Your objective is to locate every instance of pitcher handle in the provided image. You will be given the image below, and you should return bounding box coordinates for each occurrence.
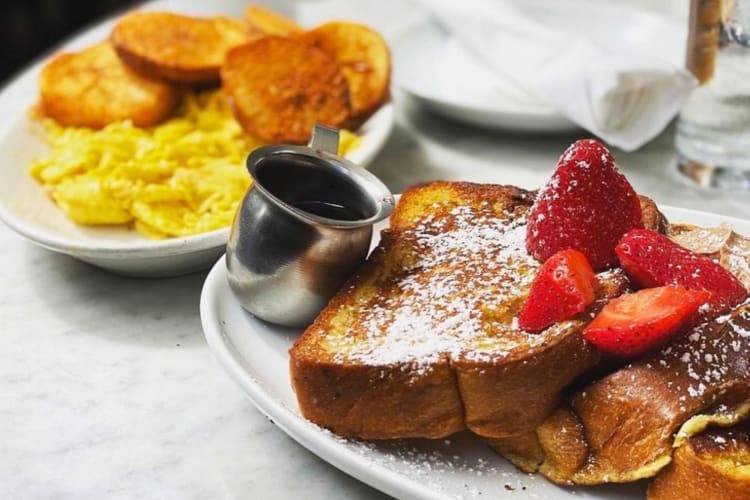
[308,124,340,155]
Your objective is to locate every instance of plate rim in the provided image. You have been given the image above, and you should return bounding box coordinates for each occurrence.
[200,204,750,500]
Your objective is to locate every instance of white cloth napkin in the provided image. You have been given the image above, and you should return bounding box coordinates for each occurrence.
[414,0,697,151]
[299,0,696,151]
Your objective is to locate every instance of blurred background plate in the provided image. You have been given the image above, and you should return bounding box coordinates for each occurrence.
[391,0,686,133]
[0,0,394,278]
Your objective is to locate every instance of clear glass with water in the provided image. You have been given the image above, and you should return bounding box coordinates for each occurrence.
[676,0,750,189]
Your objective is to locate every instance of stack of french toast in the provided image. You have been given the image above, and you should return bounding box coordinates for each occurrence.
[289,139,750,499]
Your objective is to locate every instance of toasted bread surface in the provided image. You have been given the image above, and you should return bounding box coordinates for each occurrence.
[244,5,302,37]
[299,22,390,125]
[647,422,750,500]
[290,181,628,439]
[221,36,351,144]
[111,11,249,85]
[39,42,178,128]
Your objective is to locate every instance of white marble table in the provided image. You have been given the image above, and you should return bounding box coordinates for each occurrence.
[6,0,747,495]
[3,93,749,500]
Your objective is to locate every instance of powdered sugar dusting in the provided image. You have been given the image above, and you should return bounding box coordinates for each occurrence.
[322,203,542,371]
[669,223,732,255]
[578,301,750,421]
[662,300,750,407]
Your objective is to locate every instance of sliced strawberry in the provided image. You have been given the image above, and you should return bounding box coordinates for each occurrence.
[583,285,710,358]
[616,229,747,318]
[526,139,643,271]
[519,249,598,332]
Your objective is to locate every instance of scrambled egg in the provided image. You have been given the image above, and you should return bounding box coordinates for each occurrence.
[30,90,360,238]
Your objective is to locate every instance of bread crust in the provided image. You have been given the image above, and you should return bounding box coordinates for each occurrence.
[648,423,750,500]
[454,320,602,438]
[299,22,390,126]
[291,356,466,439]
[244,5,302,37]
[39,42,178,128]
[221,36,351,144]
[639,195,669,234]
[111,11,249,85]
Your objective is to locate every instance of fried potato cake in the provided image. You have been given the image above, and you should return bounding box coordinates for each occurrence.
[221,36,351,144]
[300,22,390,124]
[111,11,249,85]
[244,5,302,37]
[39,42,179,128]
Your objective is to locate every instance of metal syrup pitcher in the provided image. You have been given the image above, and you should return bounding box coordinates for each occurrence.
[226,125,394,327]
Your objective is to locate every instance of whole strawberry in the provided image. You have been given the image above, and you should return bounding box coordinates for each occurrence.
[526,139,643,271]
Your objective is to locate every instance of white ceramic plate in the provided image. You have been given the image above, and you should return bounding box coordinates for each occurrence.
[0,0,394,277]
[200,205,750,500]
[392,0,685,133]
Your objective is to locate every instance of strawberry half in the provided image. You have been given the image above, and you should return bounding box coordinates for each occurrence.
[583,285,710,358]
[526,139,643,271]
[616,229,748,318]
[519,249,597,333]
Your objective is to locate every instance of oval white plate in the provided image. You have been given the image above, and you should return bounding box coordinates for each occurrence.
[200,204,750,500]
[0,0,394,277]
[392,0,686,133]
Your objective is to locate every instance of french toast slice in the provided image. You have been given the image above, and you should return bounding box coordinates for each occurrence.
[489,302,750,484]
[647,420,750,500]
[39,42,179,128]
[221,36,351,144]
[111,11,249,85]
[289,181,630,439]
[299,22,391,126]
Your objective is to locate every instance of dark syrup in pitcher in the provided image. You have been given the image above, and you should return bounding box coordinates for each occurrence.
[292,201,363,221]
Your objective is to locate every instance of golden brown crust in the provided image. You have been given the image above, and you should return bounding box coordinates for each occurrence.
[454,319,602,438]
[111,11,249,85]
[388,182,536,232]
[244,5,302,37]
[504,305,750,485]
[487,410,590,484]
[648,423,750,500]
[221,36,351,144]
[290,356,465,439]
[39,42,179,128]
[299,22,390,125]
[639,195,669,234]
[536,407,590,482]
[290,181,628,440]
[486,431,544,473]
